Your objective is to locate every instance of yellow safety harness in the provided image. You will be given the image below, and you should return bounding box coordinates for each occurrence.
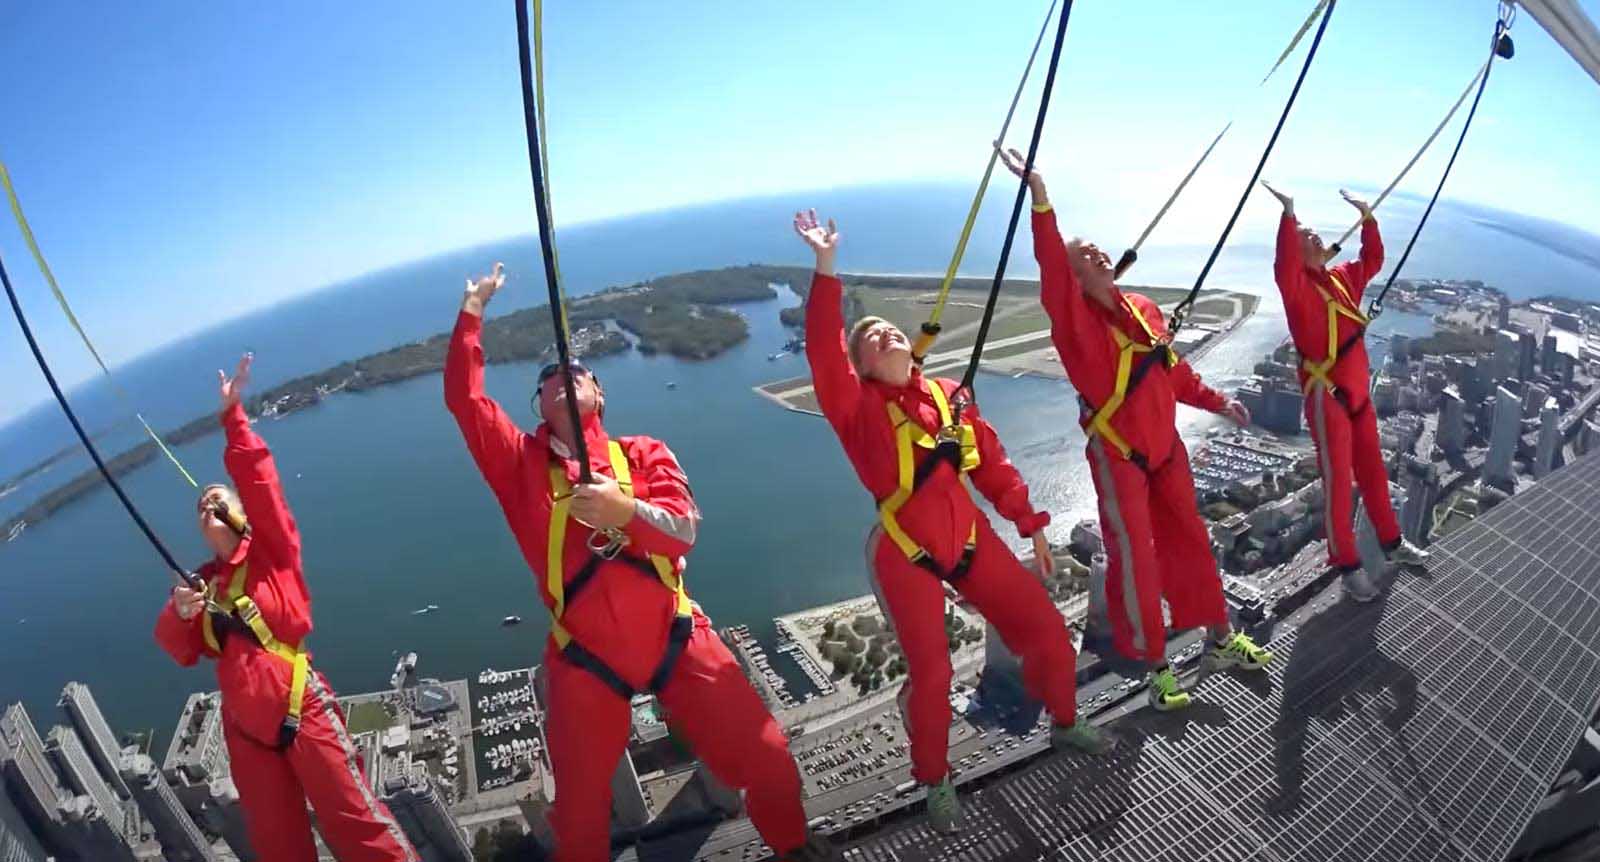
[878,378,982,581]
[1299,271,1371,413]
[200,565,310,749]
[1079,297,1180,470]
[547,440,694,700]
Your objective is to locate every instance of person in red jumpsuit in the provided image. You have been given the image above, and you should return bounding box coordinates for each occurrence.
[156,354,419,862]
[998,148,1274,713]
[444,264,829,862]
[1261,182,1429,601]
[792,210,1110,835]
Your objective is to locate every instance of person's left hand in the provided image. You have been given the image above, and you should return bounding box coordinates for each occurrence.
[570,475,636,530]
[1339,189,1373,220]
[1031,532,1054,581]
[1221,398,1251,427]
[219,353,252,410]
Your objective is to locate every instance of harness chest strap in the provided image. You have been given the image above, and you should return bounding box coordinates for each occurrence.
[878,377,980,574]
[546,440,691,652]
[200,566,310,736]
[1083,296,1179,463]
[1300,271,1369,395]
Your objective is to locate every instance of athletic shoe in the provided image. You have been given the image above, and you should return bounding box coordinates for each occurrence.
[1051,721,1114,755]
[779,833,841,862]
[1147,665,1192,712]
[1389,538,1431,567]
[1207,631,1273,671]
[1341,567,1381,603]
[926,776,962,834]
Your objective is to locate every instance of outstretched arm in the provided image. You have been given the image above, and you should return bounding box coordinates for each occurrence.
[795,210,862,431]
[217,355,302,569]
[1339,190,1384,296]
[444,263,525,500]
[996,148,1098,347]
[1129,296,1248,424]
[1264,181,1302,292]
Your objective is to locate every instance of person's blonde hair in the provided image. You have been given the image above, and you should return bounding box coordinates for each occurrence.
[199,484,249,535]
[848,316,892,371]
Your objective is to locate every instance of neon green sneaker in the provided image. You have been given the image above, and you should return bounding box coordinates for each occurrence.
[1051,721,1114,755]
[1207,631,1273,671]
[925,775,962,834]
[1148,665,1192,711]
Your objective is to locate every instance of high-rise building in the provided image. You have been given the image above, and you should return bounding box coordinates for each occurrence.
[0,704,70,856]
[1400,458,1440,546]
[163,693,227,789]
[1518,330,1538,383]
[59,795,137,862]
[1522,382,1550,420]
[1541,333,1559,374]
[58,682,132,799]
[1582,419,1600,457]
[610,751,651,830]
[381,768,471,862]
[200,776,255,861]
[1438,388,1466,454]
[1535,404,1562,478]
[120,751,218,862]
[0,769,49,862]
[1391,333,1411,364]
[1486,385,1522,489]
[45,724,127,837]
[1493,330,1521,385]
[1497,295,1510,330]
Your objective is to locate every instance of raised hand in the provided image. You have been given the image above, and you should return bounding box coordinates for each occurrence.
[1339,189,1373,221]
[996,142,1047,203]
[1260,181,1293,214]
[462,262,506,317]
[218,353,252,410]
[792,209,840,276]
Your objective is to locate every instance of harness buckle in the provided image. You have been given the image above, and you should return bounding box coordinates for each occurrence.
[936,423,965,445]
[588,527,628,559]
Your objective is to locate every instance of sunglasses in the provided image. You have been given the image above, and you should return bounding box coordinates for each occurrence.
[537,362,593,385]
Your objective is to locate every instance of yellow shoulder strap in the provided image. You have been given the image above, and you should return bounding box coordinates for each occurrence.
[1122,296,1178,367]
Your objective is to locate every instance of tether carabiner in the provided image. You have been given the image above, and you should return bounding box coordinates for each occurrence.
[588,527,627,559]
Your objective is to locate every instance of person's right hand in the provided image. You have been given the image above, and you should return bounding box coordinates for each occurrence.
[462,262,505,317]
[218,353,252,411]
[996,143,1047,203]
[1260,181,1294,214]
[793,209,840,276]
[172,585,206,621]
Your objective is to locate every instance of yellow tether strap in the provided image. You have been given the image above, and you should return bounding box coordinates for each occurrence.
[878,379,979,563]
[1300,272,1369,394]
[913,0,1059,360]
[0,163,198,488]
[198,565,308,726]
[547,440,687,650]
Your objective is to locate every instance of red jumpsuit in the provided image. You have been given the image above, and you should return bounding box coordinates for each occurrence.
[444,312,807,862]
[154,403,418,862]
[1273,213,1401,570]
[1032,205,1232,666]
[804,272,1078,786]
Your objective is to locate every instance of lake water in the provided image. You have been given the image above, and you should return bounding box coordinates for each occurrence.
[2,181,1597,742]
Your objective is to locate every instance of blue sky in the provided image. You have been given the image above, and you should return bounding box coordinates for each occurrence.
[2,1,1598,422]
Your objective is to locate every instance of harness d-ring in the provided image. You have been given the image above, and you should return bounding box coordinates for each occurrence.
[587,526,627,559]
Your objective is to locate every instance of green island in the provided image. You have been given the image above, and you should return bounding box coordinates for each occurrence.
[2,266,792,538]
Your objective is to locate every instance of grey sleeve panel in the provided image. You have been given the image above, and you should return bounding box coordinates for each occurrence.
[634,499,700,546]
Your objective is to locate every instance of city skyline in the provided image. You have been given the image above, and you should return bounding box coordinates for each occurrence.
[3,2,1600,422]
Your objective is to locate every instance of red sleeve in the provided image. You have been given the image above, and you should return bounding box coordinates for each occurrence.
[1033,207,1101,349]
[444,311,525,500]
[961,391,1050,538]
[620,437,699,559]
[802,272,863,432]
[1273,212,1303,296]
[1346,215,1384,299]
[221,402,301,570]
[154,597,207,667]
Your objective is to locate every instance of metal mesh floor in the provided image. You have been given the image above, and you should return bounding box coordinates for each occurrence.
[842,454,1600,862]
